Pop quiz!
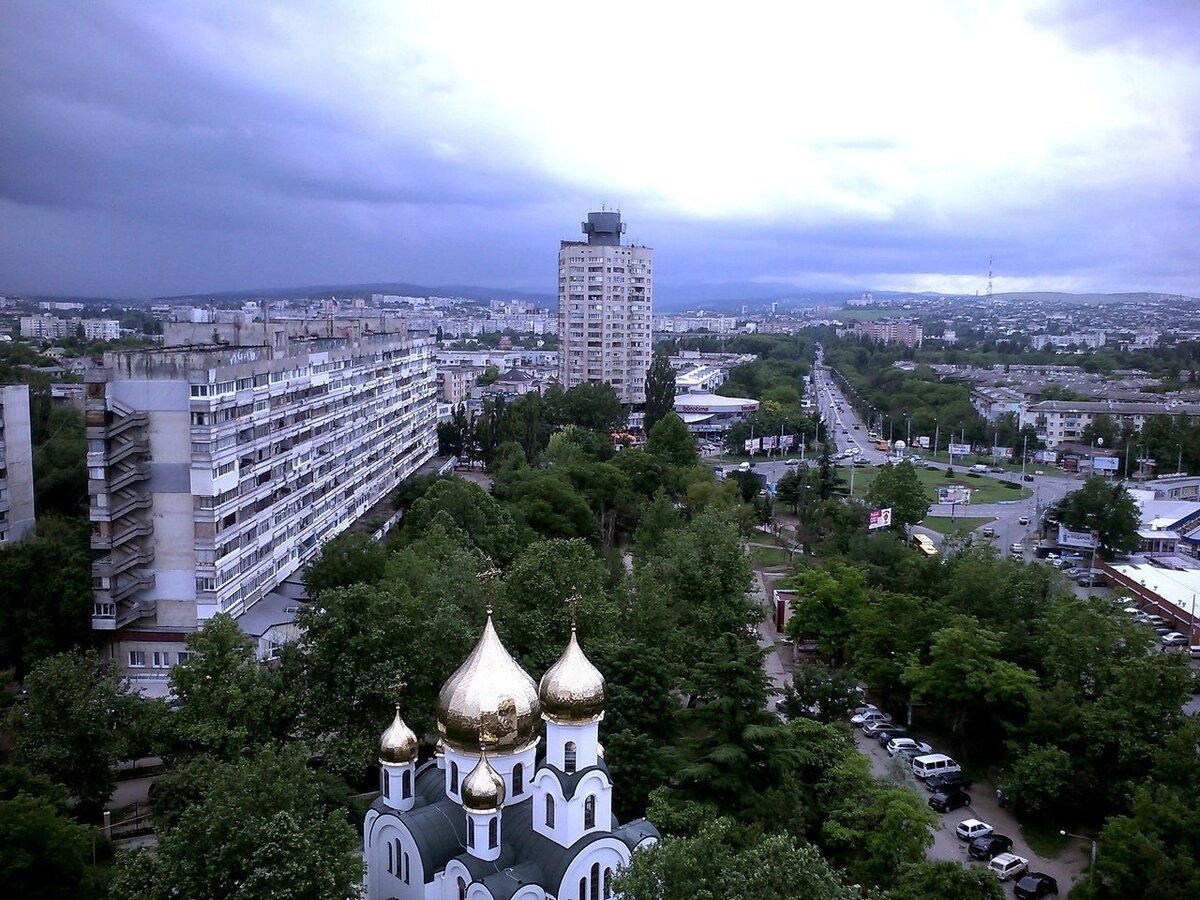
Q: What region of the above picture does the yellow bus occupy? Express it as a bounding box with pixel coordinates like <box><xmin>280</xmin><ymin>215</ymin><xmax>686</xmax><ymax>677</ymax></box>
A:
<box><xmin>912</xmin><ymin>534</ymin><xmax>938</xmax><ymax>558</ymax></box>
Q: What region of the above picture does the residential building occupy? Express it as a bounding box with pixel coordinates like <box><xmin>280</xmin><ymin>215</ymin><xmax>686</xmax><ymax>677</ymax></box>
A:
<box><xmin>19</xmin><ymin>314</ymin><xmax>121</xmax><ymax>341</ymax></box>
<box><xmin>83</xmin><ymin>319</ymin><xmax>122</xmax><ymax>341</ymax></box>
<box><xmin>363</xmin><ymin>608</ymin><xmax>659</xmax><ymax>898</ymax></box>
<box><xmin>0</xmin><ymin>384</ymin><xmax>36</xmax><ymax>545</ymax></box>
<box><xmin>851</xmin><ymin>318</ymin><xmax>923</xmax><ymax>347</ymax></box>
<box><xmin>1021</xmin><ymin>399</ymin><xmax>1200</xmax><ymax>448</ymax></box>
<box><xmin>558</xmin><ymin>211</ymin><xmax>653</xmax><ymax>404</ymax></box>
<box><xmin>970</xmin><ymin>386</ymin><xmax>1025</xmax><ymax>422</ymax></box>
<box><xmin>86</xmin><ymin>319</ymin><xmax>437</xmax><ymax>692</ymax></box>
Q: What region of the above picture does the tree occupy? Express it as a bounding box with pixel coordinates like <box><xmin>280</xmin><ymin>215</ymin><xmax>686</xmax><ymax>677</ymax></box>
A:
<box><xmin>478</xmin><ymin>363</ymin><xmax>500</xmax><ymax>385</ymax></box>
<box><xmin>778</xmin><ymin>665</ymin><xmax>863</xmax><ymax>724</ymax></box>
<box><xmin>110</xmin><ymin>748</ymin><xmax>362</xmax><ymax>900</ymax></box>
<box><xmin>302</xmin><ymin>532</ymin><xmax>388</xmax><ymax>596</ymax></box>
<box><xmin>166</xmin><ymin>614</ymin><xmax>294</xmax><ymax>762</ymax></box>
<box><xmin>784</xmin><ymin>564</ymin><xmax>868</xmax><ymax>664</ymax></box>
<box><xmin>890</xmin><ymin>861</ymin><xmax>1006</xmax><ymax>900</ymax></box>
<box><xmin>643</xmin><ymin>352</ymin><xmax>677</xmax><ymax>434</ymax></box>
<box><xmin>645</xmin><ymin>413</ymin><xmax>698</xmax><ymax>469</ymax></box>
<box><xmin>9</xmin><ymin>650</ymin><xmax>132</xmax><ymax>815</ymax></box>
<box><xmin>615</xmin><ymin>817</ymin><xmax>858</xmax><ymax>900</ymax></box>
<box><xmin>32</xmin><ymin>405</ymin><xmax>87</xmax><ymax>516</ymax></box>
<box><xmin>557</xmin><ymin>382</ymin><xmax>625</xmax><ymax>432</ymax></box>
<box><xmin>505</xmin><ymin>474</ymin><xmax>598</xmax><ymax>543</ymax></box>
<box><xmin>866</xmin><ymin>460</ymin><xmax>931</xmax><ymax>531</ymax></box>
<box><xmin>399</xmin><ymin>477</ymin><xmax>521</xmax><ymax>564</ymax></box>
<box><xmin>0</xmin><ymin>795</ymin><xmax>96</xmax><ymax>899</ymax></box>
<box><xmin>1002</xmin><ymin>744</ymin><xmax>1074</xmax><ymax>822</ymax></box>
<box><xmin>817</xmin><ymin>441</ymin><xmax>843</xmax><ymax>500</ymax></box>
<box><xmin>1053</xmin><ymin>477</ymin><xmax>1140</xmax><ymax>559</ymax></box>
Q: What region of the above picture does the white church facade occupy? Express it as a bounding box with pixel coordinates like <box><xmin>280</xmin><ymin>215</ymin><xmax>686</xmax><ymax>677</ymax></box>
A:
<box><xmin>363</xmin><ymin>609</ymin><xmax>659</xmax><ymax>900</ymax></box>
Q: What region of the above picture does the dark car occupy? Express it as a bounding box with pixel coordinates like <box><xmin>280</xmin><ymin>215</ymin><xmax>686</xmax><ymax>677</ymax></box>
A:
<box><xmin>873</xmin><ymin>726</ymin><xmax>908</xmax><ymax>744</ymax></box>
<box><xmin>1014</xmin><ymin>872</ymin><xmax>1059</xmax><ymax>899</ymax></box>
<box><xmin>968</xmin><ymin>833</ymin><xmax>1014</xmax><ymax>860</ymax></box>
<box><xmin>928</xmin><ymin>789</ymin><xmax>971</xmax><ymax>813</ymax></box>
<box><xmin>924</xmin><ymin>771</ymin><xmax>973</xmax><ymax>793</ymax></box>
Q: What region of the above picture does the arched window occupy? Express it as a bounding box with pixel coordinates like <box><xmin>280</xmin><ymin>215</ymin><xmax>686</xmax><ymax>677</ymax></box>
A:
<box><xmin>403</xmin><ymin>851</ymin><xmax>410</xmax><ymax>884</ymax></box>
<box><xmin>564</xmin><ymin>741</ymin><xmax>577</xmax><ymax>774</ymax></box>
<box><xmin>458</xmin><ymin>876</ymin><xmax>468</xmax><ymax>900</ymax></box>
<box><xmin>584</xmin><ymin>794</ymin><xmax>596</xmax><ymax>829</ymax></box>
<box><xmin>590</xmin><ymin>862</ymin><xmax>600</xmax><ymax>900</ymax></box>
<box><xmin>402</xmin><ymin>769</ymin><xmax>412</xmax><ymax>799</ymax></box>
<box><xmin>579</xmin><ymin>877</ymin><xmax>586</xmax><ymax>900</ymax></box>
<box><xmin>545</xmin><ymin>794</ymin><xmax>556</xmax><ymax>828</ymax></box>
<box><xmin>381</xmin><ymin>768</ymin><xmax>389</xmax><ymax>796</ymax></box>
<box><xmin>387</xmin><ymin>840</ymin><xmax>393</xmax><ymax>873</ymax></box>
<box><xmin>394</xmin><ymin>840</ymin><xmax>403</xmax><ymax>880</ymax></box>
<box><xmin>488</xmin><ymin>816</ymin><xmax>499</xmax><ymax>849</ymax></box>
<box><xmin>512</xmin><ymin>762</ymin><xmax>524</xmax><ymax>795</ymax></box>
<box><xmin>468</xmin><ymin>823</ymin><xmax>475</xmax><ymax>848</ymax></box>
<box><xmin>450</xmin><ymin>761</ymin><xmax>459</xmax><ymax>793</ymax></box>
<box><xmin>603</xmin><ymin>867</ymin><xmax>613</xmax><ymax>899</ymax></box>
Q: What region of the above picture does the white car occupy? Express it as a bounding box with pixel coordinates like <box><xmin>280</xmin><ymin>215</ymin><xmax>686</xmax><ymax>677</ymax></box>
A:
<box><xmin>1162</xmin><ymin>632</ymin><xmax>1189</xmax><ymax>647</ymax></box>
<box><xmin>988</xmin><ymin>853</ymin><xmax>1029</xmax><ymax>881</ymax></box>
<box><xmin>851</xmin><ymin>710</ymin><xmax>892</xmax><ymax>728</ymax></box>
<box><xmin>955</xmin><ymin>819</ymin><xmax>994</xmax><ymax>841</ymax></box>
<box><xmin>784</xmin><ymin>458</ymin><xmax>799</xmax><ymax>466</ymax></box>
<box><xmin>886</xmin><ymin>737</ymin><xmax>933</xmax><ymax>757</ymax></box>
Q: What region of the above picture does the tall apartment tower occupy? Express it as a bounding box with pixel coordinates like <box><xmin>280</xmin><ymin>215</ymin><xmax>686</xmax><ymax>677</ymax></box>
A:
<box><xmin>0</xmin><ymin>384</ymin><xmax>36</xmax><ymax>545</ymax></box>
<box><xmin>86</xmin><ymin>318</ymin><xmax>437</xmax><ymax>692</ymax></box>
<box><xmin>558</xmin><ymin>211</ymin><xmax>653</xmax><ymax>404</ymax></box>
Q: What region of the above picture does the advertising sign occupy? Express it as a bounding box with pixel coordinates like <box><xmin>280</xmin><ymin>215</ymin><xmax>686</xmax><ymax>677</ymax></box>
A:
<box><xmin>991</xmin><ymin>446</ymin><xmax>1014</xmax><ymax>459</ymax></box>
<box><xmin>1092</xmin><ymin>456</ymin><xmax>1120</xmax><ymax>472</ymax></box>
<box><xmin>743</xmin><ymin>438</ymin><xmax>759</xmax><ymax>453</ymax></box>
<box><xmin>938</xmin><ymin>486</ymin><xmax>972</xmax><ymax>504</ymax></box>
<box><xmin>917</xmin><ymin>436</ymin><xmax>931</xmax><ymax>449</ymax></box>
<box><xmin>1033</xmin><ymin>449</ymin><xmax>1058</xmax><ymax>464</ymax></box>
<box><xmin>780</xmin><ymin>434</ymin><xmax>794</xmax><ymax>449</ymax></box>
<box><xmin>868</xmin><ymin>507</ymin><xmax>893</xmax><ymax>530</ymax></box>
<box><xmin>948</xmin><ymin>443</ymin><xmax>972</xmax><ymax>456</ymax></box>
<box><xmin>1058</xmin><ymin>525</ymin><xmax>1097</xmax><ymax>549</ymax></box>
<box><xmin>763</xmin><ymin>436</ymin><xmax>778</xmax><ymax>450</ymax></box>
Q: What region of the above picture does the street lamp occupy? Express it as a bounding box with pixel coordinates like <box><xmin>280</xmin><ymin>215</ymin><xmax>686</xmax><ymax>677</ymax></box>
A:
<box><xmin>1059</xmin><ymin>830</ymin><xmax>1097</xmax><ymax>875</ymax></box>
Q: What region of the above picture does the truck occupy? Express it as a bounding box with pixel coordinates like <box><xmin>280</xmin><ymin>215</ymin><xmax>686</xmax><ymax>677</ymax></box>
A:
<box><xmin>874</xmin><ymin>440</ymin><xmax>891</xmax><ymax>452</ymax></box>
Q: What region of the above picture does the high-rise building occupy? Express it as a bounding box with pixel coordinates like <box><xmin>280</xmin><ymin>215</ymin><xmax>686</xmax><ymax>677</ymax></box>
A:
<box><xmin>557</xmin><ymin>211</ymin><xmax>653</xmax><ymax>404</ymax></box>
<box><xmin>0</xmin><ymin>384</ymin><xmax>36</xmax><ymax>545</ymax></box>
<box><xmin>86</xmin><ymin>318</ymin><xmax>437</xmax><ymax>692</ymax></box>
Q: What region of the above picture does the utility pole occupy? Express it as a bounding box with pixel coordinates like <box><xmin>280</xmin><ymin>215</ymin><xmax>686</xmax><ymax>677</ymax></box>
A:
<box><xmin>1021</xmin><ymin>433</ymin><xmax>1028</xmax><ymax>479</ymax></box>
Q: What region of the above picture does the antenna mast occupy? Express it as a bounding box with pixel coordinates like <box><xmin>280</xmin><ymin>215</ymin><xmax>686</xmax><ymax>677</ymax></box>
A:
<box><xmin>987</xmin><ymin>255</ymin><xmax>994</xmax><ymax>304</ymax></box>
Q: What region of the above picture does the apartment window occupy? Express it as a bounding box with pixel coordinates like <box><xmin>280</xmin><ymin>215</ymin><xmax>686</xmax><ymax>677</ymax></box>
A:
<box><xmin>177</xmin><ymin>651</ymin><xmax>192</xmax><ymax>665</ymax></box>
<box><xmin>128</xmin><ymin>651</ymin><xmax>146</xmax><ymax>668</ymax></box>
<box><xmin>152</xmin><ymin>651</ymin><xmax>170</xmax><ymax>668</ymax></box>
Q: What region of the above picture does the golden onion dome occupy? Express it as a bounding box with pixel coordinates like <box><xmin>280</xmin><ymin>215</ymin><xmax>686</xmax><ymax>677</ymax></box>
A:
<box><xmin>379</xmin><ymin>704</ymin><xmax>419</xmax><ymax>764</ymax></box>
<box><xmin>461</xmin><ymin>749</ymin><xmax>506</xmax><ymax>813</ymax></box>
<box><xmin>538</xmin><ymin>627</ymin><xmax>606</xmax><ymax>724</ymax></box>
<box><xmin>437</xmin><ymin>613</ymin><xmax>541</xmax><ymax>753</ymax></box>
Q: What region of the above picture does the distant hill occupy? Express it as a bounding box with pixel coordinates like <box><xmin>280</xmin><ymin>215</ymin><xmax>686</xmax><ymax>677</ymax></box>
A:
<box><xmin>153</xmin><ymin>282</ymin><xmax>557</xmax><ymax>306</ymax></box>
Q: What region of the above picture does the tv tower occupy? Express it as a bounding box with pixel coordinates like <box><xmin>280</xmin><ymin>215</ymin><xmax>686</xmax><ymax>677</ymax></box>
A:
<box><xmin>987</xmin><ymin>255</ymin><xmax>994</xmax><ymax>304</ymax></box>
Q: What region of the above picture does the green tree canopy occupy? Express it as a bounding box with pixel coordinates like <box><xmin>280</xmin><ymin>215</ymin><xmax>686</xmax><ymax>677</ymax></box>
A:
<box><xmin>399</xmin><ymin>477</ymin><xmax>521</xmax><ymax>564</ymax></box>
<box><xmin>643</xmin><ymin>352</ymin><xmax>677</xmax><ymax>434</ymax></box>
<box><xmin>866</xmin><ymin>460</ymin><xmax>931</xmax><ymax>531</ymax></box>
<box><xmin>1053</xmin><ymin>477</ymin><xmax>1140</xmax><ymax>559</ymax></box>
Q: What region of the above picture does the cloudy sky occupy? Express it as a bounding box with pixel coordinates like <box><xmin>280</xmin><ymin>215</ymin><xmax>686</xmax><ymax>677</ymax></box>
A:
<box><xmin>1</xmin><ymin>0</ymin><xmax>1197</xmax><ymax>302</ymax></box>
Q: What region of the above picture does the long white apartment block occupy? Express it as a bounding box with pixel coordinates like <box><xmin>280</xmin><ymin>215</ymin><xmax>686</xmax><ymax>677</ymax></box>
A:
<box><xmin>558</xmin><ymin>211</ymin><xmax>653</xmax><ymax>404</ymax></box>
<box><xmin>86</xmin><ymin>318</ymin><xmax>437</xmax><ymax>690</ymax></box>
<box><xmin>0</xmin><ymin>384</ymin><xmax>36</xmax><ymax>545</ymax></box>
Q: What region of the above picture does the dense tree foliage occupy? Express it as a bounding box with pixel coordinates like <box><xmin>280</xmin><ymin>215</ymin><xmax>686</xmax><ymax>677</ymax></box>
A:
<box><xmin>643</xmin><ymin>352</ymin><xmax>677</xmax><ymax>434</ymax></box>
<box><xmin>1052</xmin><ymin>476</ymin><xmax>1141</xmax><ymax>558</ymax></box>
<box><xmin>866</xmin><ymin>460</ymin><xmax>931</xmax><ymax>531</ymax></box>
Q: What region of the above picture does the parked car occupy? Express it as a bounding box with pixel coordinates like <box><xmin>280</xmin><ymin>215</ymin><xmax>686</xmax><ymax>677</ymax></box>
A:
<box><xmin>1018</xmin><ymin>515</ymin><xmax>1030</xmax><ymax>525</ymax></box>
<box><xmin>1023</xmin><ymin>474</ymin><xmax>1034</xmax><ymax>481</ymax></box>
<box><xmin>1153</xmin><ymin>625</ymin><xmax>1172</xmax><ymax>636</ymax></box>
<box><xmin>924</xmin><ymin>771</ymin><xmax>973</xmax><ymax>793</ymax></box>
<box><xmin>988</xmin><ymin>853</ymin><xmax>1030</xmax><ymax>881</ymax></box>
<box><xmin>969</xmin><ymin>834</ymin><xmax>1015</xmax><ymax>860</ymax></box>
<box><xmin>1010</xmin><ymin>542</ymin><xmax>1024</xmax><ymax>554</ymax></box>
<box><xmin>862</xmin><ymin>719</ymin><xmax>899</xmax><ymax>737</ymax></box>
<box><xmin>896</xmin><ymin>744</ymin><xmax>934</xmax><ymax>761</ymax></box>
<box><xmin>886</xmin><ymin>737</ymin><xmax>933</xmax><ymax>757</ymax></box>
<box><xmin>928</xmin><ymin>789</ymin><xmax>971</xmax><ymax>812</ymax></box>
<box><xmin>849</xmin><ymin>703</ymin><xmax>877</xmax><ymax>717</ymax></box>
<box><xmin>981</xmin><ymin>526</ymin><xmax>995</xmax><ymax>537</ymax></box>
<box><xmin>784</xmin><ymin>458</ymin><xmax>799</xmax><ymax>466</ymax></box>
<box><xmin>1014</xmin><ymin>872</ymin><xmax>1060</xmax><ymax>899</ymax></box>
<box><xmin>873</xmin><ymin>726</ymin><xmax>908</xmax><ymax>744</ymax></box>
<box><xmin>954</xmin><ymin>818</ymin><xmax>994</xmax><ymax>841</ymax></box>
<box><xmin>925</xmin><ymin>463</ymin><xmax>940</xmax><ymax>470</ymax></box>
<box><xmin>1162</xmin><ymin>632</ymin><xmax>1189</xmax><ymax>647</ymax></box>
<box><xmin>1064</xmin><ymin>567</ymin><xmax>1084</xmax><ymax>578</ymax></box>
<box><xmin>851</xmin><ymin>710</ymin><xmax>892</xmax><ymax>728</ymax></box>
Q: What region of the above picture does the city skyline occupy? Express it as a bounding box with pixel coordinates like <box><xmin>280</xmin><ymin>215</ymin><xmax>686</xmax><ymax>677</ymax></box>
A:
<box><xmin>1</xmin><ymin>1</ymin><xmax>1198</xmax><ymax>299</ymax></box>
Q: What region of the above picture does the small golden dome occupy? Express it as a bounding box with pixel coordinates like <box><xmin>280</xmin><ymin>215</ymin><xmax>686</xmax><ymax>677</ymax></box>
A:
<box><xmin>539</xmin><ymin>627</ymin><xmax>606</xmax><ymax>724</ymax></box>
<box><xmin>461</xmin><ymin>750</ymin><xmax>506</xmax><ymax>813</ymax></box>
<box><xmin>379</xmin><ymin>704</ymin><xmax>418</xmax><ymax>764</ymax></box>
<box><xmin>437</xmin><ymin>614</ymin><xmax>541</xmax><ymax>752</ymax></box>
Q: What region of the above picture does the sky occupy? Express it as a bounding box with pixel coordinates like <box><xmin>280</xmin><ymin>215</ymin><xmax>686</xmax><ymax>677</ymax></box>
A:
<box><xmin>1</xmin><ymin>0</ymin><xmax>1198</xmax><ymax>302</ymax></box>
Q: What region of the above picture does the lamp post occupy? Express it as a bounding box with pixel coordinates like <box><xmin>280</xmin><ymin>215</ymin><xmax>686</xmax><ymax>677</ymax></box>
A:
<box><xmin>1059</xmin><ymin>830</ymin><xmax>1097</xmax><ymax>875</ymax></box>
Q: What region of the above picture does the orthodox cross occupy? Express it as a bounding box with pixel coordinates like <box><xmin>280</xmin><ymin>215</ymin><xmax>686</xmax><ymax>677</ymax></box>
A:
<box><xmin>478</xmin><ymin>559</ymin><xmax>502</xmax><ymax>616</ymax></box>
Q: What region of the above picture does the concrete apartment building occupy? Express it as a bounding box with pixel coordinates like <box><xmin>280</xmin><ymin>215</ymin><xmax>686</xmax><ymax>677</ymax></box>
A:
<box><xmin>558</xmin><ymin>211</ymin><xmax>653</xmax><ymax>404</ymax></box>
<box><xmin>86</xmin><ymin>318</ymin><xmax>437</xmax><ymax>692</ymax></box>
<box><xmin>20</xmin><ymin>314</ymin><xmax>121</xmax><ymax>341</ymax></box>
<box><xmin>1021</xmin><ymin>399</ymin><xmax>1200</xmax><ymax>448</ymax></box>
<box><xmin>0</xmin><ymin>384</ymin><xmax>36</xmax><ymax>545</ymax></box>
<box><xmin>851</xmin><ymin>318</ymin><xmax>924</xmax><ymax>347</ymax></box>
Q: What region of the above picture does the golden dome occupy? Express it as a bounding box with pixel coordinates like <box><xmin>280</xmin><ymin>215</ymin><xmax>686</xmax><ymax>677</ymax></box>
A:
<box><xmin>379</xmin><ymin>704</ymin><xmax>419</xmax><ymax>764</ymax></box>
<box><xmin>538</xmin><ymin>627</ymin><xmax>606</xmax><ymax>724</ymax></box>
<box><xmin>437</xmin><ymin>613</ymin><xmax>541</xmax><ymax>752</ymax></box>
<box><xmin>461</xmin><ymin>749</ymin><xmax>506</xmax><ymax>813</ymax></box>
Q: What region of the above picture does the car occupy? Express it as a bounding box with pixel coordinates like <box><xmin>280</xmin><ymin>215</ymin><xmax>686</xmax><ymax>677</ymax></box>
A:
<box><xmin>886</xmin><ymin>737</ymin><xmax>933</xmax><ymax>757</ymax></box>
<box><xmin>1014</xmin><ymin>872</ymin><xmax>1060</xmax><ymax>899</ymax></box>
<box><xmin>988</xmin><ymin>853</ymin><xmax>1030</xmax><ymax>881</ymax></box>
<box><xmin>850</xmin><ymin>709</ymin><xmax>891</xmax><ymax>727</ymax></box>
<box><xmin>1010</xmin><ymin>543</ymin><xmax>1024</xmax><ymax>554</ymax></box>
<box><xmin>896</xmin><ymin>744</ymin><xmax>933</xmax><ymax>761</ymax></box>
<box><xmin>981</xmin><ymin>526</ymin><xmax>995</xmax><ymax>537</ymax></box>
<box><xmin>861</xmin><ymin>719</ymin><xmax>899</xmax><ymax>737</ymax></box>
<box><xmin>873</xmin><ymin>726</ymin><xmax>908</xmax><ymax>744</ymax></box>
<box><xmin>989</xmin><ymin>466</ymin><xmax>1005</xmax><ymax>473</ymax></box>
<box><xmin>955</xmin><ymin>819</ymin><xmax>994</xmax><ymax>841</ymax></box>
<box><xmin>924</xmin><ymin>771</ymin><xmax>973</xmax><ymax>793</ymax></box>
<box><xmin>1162</xmin><ymin>632</ymin><xmax>1189</xmax><ymax>647</ymax></box>
<box><xmin>842</xmin><ymin>428</ymin><xmax>849</xmax><ymax>435</ymax></box>
<box><xmin>849</xmin><ymin>703</ymin><xmax>877</xmax><ymax>717</ymax></box>
<box><xmin>1018</xmin><ymin>515</ymin><xmax>1030</xmax><ymax>525</ymax></box>
<box><xmin>1023</xmin><ymin>473</ymin><xmax>1034</xmax><ymax>481</ymax></box>
<box><xmin>1035</xmin><ymin>469</ymin><xmax>1045</xmax><ymax>475</ymax></box>
<box><xmin>928</xmin><ymin>789</ymin><xmax>971</xmax><ymax>812</ymax></box>
<box><xmin>853</xmin><ymin>424</ymin><xmax>860</xmax><ymax>429</ymax></box>
<box><xmin>1153</xmin><ymin>625</ymin><xmax>1172</xmax><ymax>636</ymax></box>
<box><xmin>784</xmin><ymin>458</ymin><xmax>799</xmax><ymax>466</ymax></box>
<box><xmin>924</xmin><ymin>463</ymin><xmax>939</xmax><ymax>470</ymax></box>
<box><xmin>968</xmin><ymin>834</ymin><xmax>1015</xmax><ymax>860</ymax></box>
<box><xmin>1064</xmin><ymin>567</ymin><xmax>1084</xmax><ymax>578</ymax></box>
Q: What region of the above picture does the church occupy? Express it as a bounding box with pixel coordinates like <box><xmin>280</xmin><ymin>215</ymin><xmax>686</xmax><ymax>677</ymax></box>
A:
<box><xmin>363</xmin><ymin>606</ymin><xmax>659</xmax><ymax>900</ymax></box>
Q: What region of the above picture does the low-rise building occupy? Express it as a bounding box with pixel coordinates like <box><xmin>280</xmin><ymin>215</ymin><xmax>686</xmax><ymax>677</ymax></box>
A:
<box><xmin>1021</xmin><ymin>399</ymin><xmax>1200</xmax><ymax>448</ymax></box>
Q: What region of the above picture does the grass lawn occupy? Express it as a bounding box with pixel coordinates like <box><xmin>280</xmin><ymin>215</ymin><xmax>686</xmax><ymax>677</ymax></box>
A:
<box><xmin>836</xmin><ymin>465</ymin><xmax>1031</xmax><ymax>504</ymax></box>
<box><xmin>750</xmin><ymin>545</ymin><xmax>792</xmax><ymax>568</ymax></box>
<box><xmin>1020</xmin><ymin>821</ymin><xmax>1071</xmax><ymax>858</ymax></box>
<box><xmin>921</xmin><ymin>515</ymin><xmax>993</xmax><ymax>536</ymax></box>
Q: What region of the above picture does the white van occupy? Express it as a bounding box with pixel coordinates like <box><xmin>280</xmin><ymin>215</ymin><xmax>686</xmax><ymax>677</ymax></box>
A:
<box><xmin>911</xmin><ymin>753</ymin><xmax>961</xmax><ymax>780</ymax></box>
<box><xmin>969</xmin><ymin>464</ymin><xmax>989</xmax><ymax>473</ymax></box>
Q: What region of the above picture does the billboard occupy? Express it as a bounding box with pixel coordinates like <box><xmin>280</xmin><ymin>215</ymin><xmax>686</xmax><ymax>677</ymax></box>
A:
<box><xmin>868</xmin><ymin>507</ymin><xmax>893</xmax><ymax>530</ymax></box>
<box><xmin>1033</xmin><ymin>449</ymin><xmax>1058</xmax><ymax>464</ymax></box>
<box><xmin>948</xmin><ymin>443</ymin><xmax>972</xmax><ymax>456</ymax></box>
<box><xmin>938</xmin><ymin>486</ymin><xmax>972</xmax><ymax>504</ymax></box>
<box><xmin>763</xmin><ymin>436</ymin><xmax>778</xmax><ymax>450</ymax></box>
<box><xmin>1058</xmin><ymin>525</ymin><xmax>1098</xmax><ymax>549</ymax></box>
<box><xmin>991</xmin><ymin>446</ymin><xmax>1014</xmax><ymax>459</ymax></box>
<box><xmin>743</xmin><ymin>438</ymin><xmax>759</xmax><ymax>452</ymax></box>
<box><xmin>780</xmin><ymin>434</ymin><xmax>794</xmax><ymax>449</ymax></box>
<box><xmin>1092</xmin><ymin>456</ymin><xmax>1120</xmax><ymax>472</ymax></box>
<box><xmin>917</xmin><ymin>436</ymin><xmax>931</xmax><ymax>449</ymax></box>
